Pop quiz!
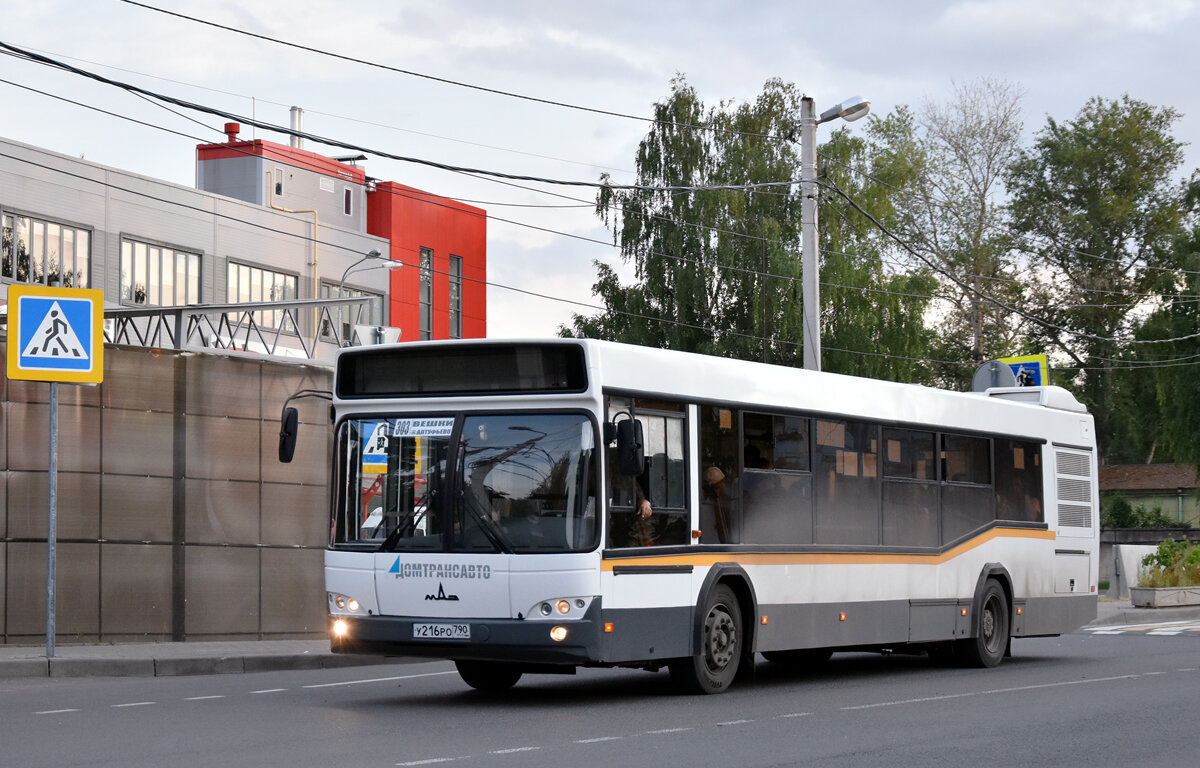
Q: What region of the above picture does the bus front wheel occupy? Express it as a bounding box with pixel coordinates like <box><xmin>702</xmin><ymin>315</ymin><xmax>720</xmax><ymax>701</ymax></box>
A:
<box><xmin>957</xmin><ymin>579</ymin><xmax>1009</xmax><ymax>668</ymax></box>
<box><xmin>669</xmin><ymin>584</ymin><xmax>742</xmax><ymax>694</ymax></box>
<box><xmin>455</xmin><ymin>660</ymin><xmax>523</xmax><ymax>692</ymax></box>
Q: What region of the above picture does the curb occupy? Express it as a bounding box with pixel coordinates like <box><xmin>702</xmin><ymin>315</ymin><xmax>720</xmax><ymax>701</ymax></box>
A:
<box><xmin>0</xmin><ymin>653</ymin><xmax>390</xmax><ymax>680</ymax></box>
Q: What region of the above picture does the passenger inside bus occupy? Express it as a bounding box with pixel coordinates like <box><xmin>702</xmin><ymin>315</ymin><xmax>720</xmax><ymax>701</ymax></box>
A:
<box><xmin>700</xmin><ymin>466</ymin><xmax>732</xmax><ymax>543</ymax></box>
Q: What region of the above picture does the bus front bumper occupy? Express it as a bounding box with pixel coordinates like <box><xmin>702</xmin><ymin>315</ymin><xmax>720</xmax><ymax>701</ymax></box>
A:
<box><xmin>329</xmin><ymin>610</ymin><xmax>603</xmax><ymax>665</ymax></box>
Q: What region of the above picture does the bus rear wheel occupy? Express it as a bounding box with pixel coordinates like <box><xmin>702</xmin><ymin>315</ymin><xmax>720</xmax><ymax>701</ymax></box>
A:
<box><xmin>669</xmin><ymin>584</ymin><xmax>742</xmax><ymax>694</ymax></box>
<box><xmin>956</xmin><ymin>579</ymin><xmax>1009</xmax><ymax>668</ymax></box>
<box><xmin>455</xmin><ymin>660</ymin><xmax>523</xmax><ymax>692</ymax></box>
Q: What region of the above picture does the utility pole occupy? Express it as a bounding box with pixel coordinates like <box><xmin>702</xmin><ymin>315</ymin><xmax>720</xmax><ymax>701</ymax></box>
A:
<box><xmin>799</xmin><ymin>96</ymin><xmax>871</xmax><ymax>371</ymax></box>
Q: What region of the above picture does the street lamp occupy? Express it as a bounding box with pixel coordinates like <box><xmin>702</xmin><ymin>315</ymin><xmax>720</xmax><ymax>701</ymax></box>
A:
<box><xmin>337</xmin><ymin>249</ymin><xmax>402</xmax><ymax>347</ymax></box>
<box><xmin>800</xmin><ymin>95</ymin><xmax>870</xmax><ymax>371</ymax></box>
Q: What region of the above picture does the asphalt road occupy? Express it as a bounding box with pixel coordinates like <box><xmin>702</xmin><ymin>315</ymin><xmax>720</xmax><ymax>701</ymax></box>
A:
<box><xmin>1</xmin><ymin>629</ymin><xmax>1196</xmax><ymax>768</ymax></box>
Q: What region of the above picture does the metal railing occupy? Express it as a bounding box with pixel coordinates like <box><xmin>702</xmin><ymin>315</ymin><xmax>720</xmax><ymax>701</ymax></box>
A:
<box><xmin>103</xmin><ymin>296</ymin><xmax>374</xmax><ymax>361</ymax></box>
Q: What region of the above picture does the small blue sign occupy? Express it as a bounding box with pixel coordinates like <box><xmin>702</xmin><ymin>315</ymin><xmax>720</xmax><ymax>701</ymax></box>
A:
<box><xmin>16</xmin><ymin>295</ymin><xmax>94</xmax><ymax>372</ymax></box>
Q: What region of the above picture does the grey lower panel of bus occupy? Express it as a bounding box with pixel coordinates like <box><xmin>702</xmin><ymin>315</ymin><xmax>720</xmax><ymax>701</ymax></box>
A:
<box><xmin>332</xmin><ymin>594</ymin><xmax>1096</xmax><ymax>667</ymax></box>
<box><xmin>753</xmin><ymin>594</ymin><xmax>1096</xmax><ymax>652</ymax></box>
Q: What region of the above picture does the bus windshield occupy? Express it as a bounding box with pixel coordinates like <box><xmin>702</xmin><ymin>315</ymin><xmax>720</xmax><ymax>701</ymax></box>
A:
<box><xmin>333</xmin><ymin>412</ymin><xmax>598</xmax><ymax>553</ymax></box>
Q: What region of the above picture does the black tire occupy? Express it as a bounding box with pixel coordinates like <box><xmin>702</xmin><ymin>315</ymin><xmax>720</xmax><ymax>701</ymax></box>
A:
<box><xmin>762</xmin><ymin>648</ymin><xmax>833</xmax><ymax>667</ymax></box>
<box><xmin>669</xmin><ymin>584</ymin><xmax>743</xmax><ymax>694</ymax></box>
<box><xmin>956</xmin><ymin>579</ymin><xmax>1009</xmax><ymax>668</ymax></box>
<box><xmin>454</xmin><ymin>660</ymin><xmax>523</xmax><ymax>692</ymax></box>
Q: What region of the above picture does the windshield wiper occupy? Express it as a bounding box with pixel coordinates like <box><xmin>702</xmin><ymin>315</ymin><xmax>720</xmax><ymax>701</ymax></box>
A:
<box><xmin>460</xmin><ymin>486</ymin><xmax>512</xmax><ymax>553</ymax></box>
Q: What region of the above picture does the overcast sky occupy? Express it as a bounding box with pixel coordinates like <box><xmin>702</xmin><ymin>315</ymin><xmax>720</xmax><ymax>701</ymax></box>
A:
<box><xmin>2</xmin><ymin>0</ymin><xmax>1199</xmax><ymax>337</ymax></box>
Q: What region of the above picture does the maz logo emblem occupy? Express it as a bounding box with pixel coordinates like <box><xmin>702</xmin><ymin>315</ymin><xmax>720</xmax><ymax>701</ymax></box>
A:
<box><xmin>425</xmin><ymin>583</ymin><xmax>459</xmax><ymax>601</ymax></box>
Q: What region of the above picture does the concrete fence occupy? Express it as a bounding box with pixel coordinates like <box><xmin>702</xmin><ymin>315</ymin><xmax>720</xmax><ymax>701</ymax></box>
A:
<box><xmin>1</xmin><ymin>340</ymin><xmax>332</xmax><ymax>644</ymax></box>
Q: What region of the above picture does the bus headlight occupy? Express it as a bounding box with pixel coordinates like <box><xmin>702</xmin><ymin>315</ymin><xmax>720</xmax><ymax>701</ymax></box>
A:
<box><xmin>333</xmin><ymin>619</ymin><xmax>348</xmax><ymax>637</ymax></box>
<box><xmin>328</xmin><ymin>592</ymin><xmax>366</xmax><ymax>616</ymax></box>
<box><xmin>550</xmin><ymin>626</ymin><xmax>569</xmax><ymax>642</ymax></box>
<box><xmin>528</xmin><ymin>596</ymin><xmax>594</xmax><ymax>620</ymax></box>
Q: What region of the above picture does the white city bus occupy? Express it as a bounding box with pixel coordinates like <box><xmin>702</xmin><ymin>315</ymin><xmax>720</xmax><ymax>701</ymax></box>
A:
<box><xmin>280</xmin><ymin>339</ymin><xmax>1099</xmax><ymax>694</ymax></box>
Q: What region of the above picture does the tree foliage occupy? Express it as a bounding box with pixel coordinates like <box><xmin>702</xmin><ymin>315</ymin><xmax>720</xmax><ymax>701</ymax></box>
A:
<box><xmin>566</xmin><ymin>76</ymin><xmax>935</xmax><ymax>382</ymax></box>
<box><xmin>566</xmin><ymin>78</ymin><xmax>1200</xmax><ymax>468</ymax></box>
<box><xmin>1005</xmin><ymin>95</ymin><xmax>1194</xmax><ymax>451</ymax></box>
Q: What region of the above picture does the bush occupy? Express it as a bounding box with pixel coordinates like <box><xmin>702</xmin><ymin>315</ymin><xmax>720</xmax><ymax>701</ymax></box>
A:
<box><xmin>1101</xmin><ymin>495</ymin><xmax>1176</xmax><ymax>528</ymax></box>
<box><xmin>1139</xmin><ymin>538</ymin><xmax>1200</xmax><ymax>587</ymax></box>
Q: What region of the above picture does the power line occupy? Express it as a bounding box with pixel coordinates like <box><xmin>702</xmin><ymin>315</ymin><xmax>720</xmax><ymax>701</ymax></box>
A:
<box><xmin>2</xmin><ymin>40</ymin><xmax>804</xmax><ymax>195</ymax></box>
<box><xmin>822</xmin><ymin>151</ymin><xmax>1200</xmax><ymax>280</ymax></box>
<box><xmin>7</xmin><ymin>58</ymin><xmax>1199</xmax><ymax>369</ymax></box>
<box><xmin>819</xmin><ymin>176</ymin><xmax>1200</xmax><ymax>346</ymax></box>
<box><xmin>0</xmin><ymin>40</ymin><xmax>641</xmax><ymax>179</ymax></box>
<box><xmin>116</xmin><ymin>0</ymin><xmax>780</xmax><ymax>142</ymax></box>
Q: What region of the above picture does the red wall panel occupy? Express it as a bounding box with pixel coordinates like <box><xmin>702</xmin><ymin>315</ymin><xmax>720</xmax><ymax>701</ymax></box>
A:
<box><xmin>367</xmin><ymin>182</ymin><xmax>486</xmax><ymax>340</ymax></box>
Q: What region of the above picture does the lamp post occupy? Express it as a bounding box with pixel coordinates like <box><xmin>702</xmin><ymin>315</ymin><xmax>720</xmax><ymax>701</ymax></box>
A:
<box><xmin>800</xmin><ymin>95</ymin><xmax>870</xmax><ymax>371</ymax></box>
<box><xmin>337</xmin><ymin>249</ymin><xmax>402</xmax><ymax>347</ymax></box>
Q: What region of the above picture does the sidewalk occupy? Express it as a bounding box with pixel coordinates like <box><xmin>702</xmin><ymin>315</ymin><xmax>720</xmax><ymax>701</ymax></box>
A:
<box><xmin>3</xmin><ymin>599</ymin><xmax>1198</xmax><ymax>680</ymax></box>
<box><xmin>0</xmin><ymin>638</ymin><xmax>391</xmax><ymax>680</ymax></box>
<box><xmin>1092</xmin><ymin>596</ymin><xmax>1200</xmax><ymax>627</ymax></box>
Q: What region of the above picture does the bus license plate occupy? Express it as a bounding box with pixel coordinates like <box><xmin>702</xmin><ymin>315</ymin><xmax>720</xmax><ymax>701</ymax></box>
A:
<box><xmin>413</xmin><ymin>622</ymin><xmax>471</xmax><ymax>640</ymax></box>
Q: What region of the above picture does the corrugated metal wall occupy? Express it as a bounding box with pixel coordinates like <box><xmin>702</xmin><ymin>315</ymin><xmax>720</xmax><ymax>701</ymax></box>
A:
<box><xmin>1</xmin><ymin>340</ymin><xmax>333</xmax><ymax>644</ymax></box>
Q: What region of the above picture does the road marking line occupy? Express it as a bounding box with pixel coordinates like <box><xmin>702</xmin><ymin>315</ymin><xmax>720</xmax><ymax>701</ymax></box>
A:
<box><xmin>842</xmin><ymin>674</ymin><xmax>1141</xmax><ymax>710</ymax></box>
<box><xmin>490</xmin><ymin>747</ymin><xmax>540</xmax><ymax>754</ymax></box>
<box><xmin>1084</xmin><ymin>620</ymin><xmax>1199</xmax><ymax>632</ymax></box>
<box><xmin>1178</xmin><ymin>667</ymin><xmax>1198</xmax><ymax>672</ymax></box>
<box><xmin>112</xmin><ymin>702</ymin><xmax>155</xmax><ymax>708</ymax></box>
<box><xmin>718</xmin><ymin>719</ymin><xmax>754</xmax><ymax>726</ymax></box>
<box><xmin>647</xmin><ymin>727</ymin><xmax>692</xmax><ymax>734</ymax></box>
<box><xmin>396</xmin><ymin>759</ymin><xmax>460</xmax><ymax>766</ymax></box>
<box><xmin>304</xmin><ymin>671</ymin><xmax>456</xmax><ymax>689</ymax></box>
<box><xmin>576</xmin><ymin>736</ymin><xmax>623</xmax><ymax>743</ymax></box>
<box><xmin>774</xmin><ymin>712</ymin><xmax>812</xmax><ymax>719</ymax></box>
<box><xmin>251</xmin><ymin>688</ymin><xmax>287</xmax><ymax>694</ymax></box>
<box><xmin>35</xmin><ymin>709</ymin><xmax>79</xmax><ymax>715</ymax></box>
<box><xmin>185</xmin><ymin>695</ymin><xmax>225</xmax><ymax>701</ymax></box>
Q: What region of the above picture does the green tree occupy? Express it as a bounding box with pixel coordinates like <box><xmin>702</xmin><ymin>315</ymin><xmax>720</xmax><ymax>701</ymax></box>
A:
<box><xmin>567</xmin><ymin>76</ymin><xmax>935</xmax><ymax>382</ymax></box>
<box><xmin>567</xmin><ymin>75</ymin><xmax>804</xmax><ymax>362</ymax></box>
<box><xmin>816</xmin><ymin>113</ymin><xmax>938</xmax><ymax>382</ymax></box>
<box><xmin>1005</xmin><ymin>95</ymin><xmax>1193</xmax><ymax>453</ymax></box>
<box><xmin>1124</xmin><ymin>223</ymin><xmax>1200</xmax><ymax>463</ymax></box>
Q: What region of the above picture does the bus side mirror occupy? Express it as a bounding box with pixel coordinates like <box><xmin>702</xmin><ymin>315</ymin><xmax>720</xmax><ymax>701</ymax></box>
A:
<box><xmin>616</xmin><ymin>418</ymin><xmax>644</xmax><ymax>477</ymax></box>
<box><xmin>279</xmin><ymin>406</ymin><xmax>299</xmax><ymax>463</ymax></box>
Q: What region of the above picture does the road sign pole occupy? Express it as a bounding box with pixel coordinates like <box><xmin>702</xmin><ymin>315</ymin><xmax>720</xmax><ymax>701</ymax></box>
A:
<box><xmin>5</xmin><ymin>285</ymin><xmax>105</xmax><ymax>659</ymax></box>
<box><xmin>47</xmin><ymin>381</ymin><xmax>58</xmax><ymax>659</ymax></box>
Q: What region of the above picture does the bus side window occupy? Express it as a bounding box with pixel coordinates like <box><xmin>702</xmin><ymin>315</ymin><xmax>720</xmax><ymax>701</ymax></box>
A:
<box><xmin>699</xmin><ymin>406</ymin><xmax>740</xmax><ymax>544</ymax></box>
<box><xmin>606</xmin><ymin>398</ymin><xmax>688</xmax><ymax>547</ymax></box>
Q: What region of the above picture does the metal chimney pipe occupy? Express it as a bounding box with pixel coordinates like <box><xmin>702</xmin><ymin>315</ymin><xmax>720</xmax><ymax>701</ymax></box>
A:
<box><xmin>290</xmin><ymin>106</ymin><xmax>303</xmax><ymax>149</ymax></box>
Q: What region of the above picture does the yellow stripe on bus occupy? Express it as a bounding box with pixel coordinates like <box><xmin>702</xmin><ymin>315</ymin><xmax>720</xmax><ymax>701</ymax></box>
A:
<box><xmin>600</xmin><ymin>527</ymin><xmax>1057</xmax><ymax>571</ymax></box>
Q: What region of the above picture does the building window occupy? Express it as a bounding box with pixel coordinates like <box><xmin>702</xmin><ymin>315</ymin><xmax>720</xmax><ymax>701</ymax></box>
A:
<box><xmin>449</xmin><ymin>254</ymin><xmax>462</xmax><ymax>339</ymax></box>
<box><xmin>227</xmin><ymin>261</ymin><xmax>297</xmax><ymax>329</ymax></box>
<box><xmin>120</xmin><ymin>237</ymin><xmax>199</xmax><ymax>306</ymax></box>
<box><xmin>274</xmin><ymin>168</ymin><xmax>284</xmax><ymax>197</ymax></box>
<box><xmin>419</xmin><ymin>246</ymin><xmax>433</xmax><ymax>340</ymax></box>
<box><xmin>2</xmin><ymin>212</ymin><xmax>91</xmax><ymax>287</ymax></box>
<box><xmin>320</xmin><ymin>281</ymin><xmax>383</xmax><ymax>343</ymax></box>
<box><xmin>343</xmin><ymin>188</ymin><xmax>353</xmax><ymax>216</ymax></box>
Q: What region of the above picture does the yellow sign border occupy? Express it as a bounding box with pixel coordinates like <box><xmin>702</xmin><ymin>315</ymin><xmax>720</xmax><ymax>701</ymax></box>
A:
<box><xmin>5</xmin><ymin>285</ymin><xmax>105</xmax><ymax>384</ymax></box>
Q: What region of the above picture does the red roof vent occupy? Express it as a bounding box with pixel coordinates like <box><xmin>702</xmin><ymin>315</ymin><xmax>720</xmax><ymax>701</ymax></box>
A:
<box><xmin>224</xmin><ymin>122</ymin><xmax>241</xmax><ymax>143</ymax></box>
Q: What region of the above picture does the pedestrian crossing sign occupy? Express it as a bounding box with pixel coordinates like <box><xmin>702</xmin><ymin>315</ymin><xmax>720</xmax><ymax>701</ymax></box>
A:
<box><xmin>5</xmin><ymin>285</ymin><xmax>105</xmax><ymax>383</ymax></box>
